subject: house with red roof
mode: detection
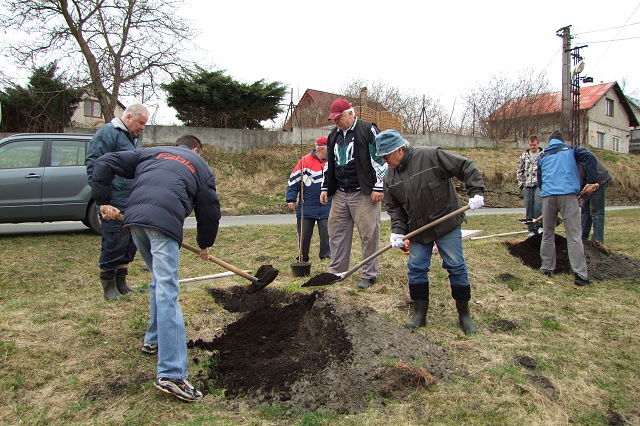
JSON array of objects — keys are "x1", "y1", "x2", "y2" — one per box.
[
  {"x1": 486, "y1": 82, "x2": 639, "y2": 153},
  {"x1": 282, "y1": 89, "x2": 402, "y2": 133}
]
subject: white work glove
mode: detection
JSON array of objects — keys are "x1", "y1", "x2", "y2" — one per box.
[
  {"x1": 468, "y1": 194, "x2": 485, "y2": 210},
  {"x1": 390, "y1": 233, "x2": 406, "y2": 249}
]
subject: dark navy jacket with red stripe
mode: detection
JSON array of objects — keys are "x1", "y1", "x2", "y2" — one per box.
[{"x1": 91, "y1": 145, "x2": 221, "y2": 248}]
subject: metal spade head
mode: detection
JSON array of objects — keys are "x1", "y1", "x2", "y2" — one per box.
[
  {"x1": 246, "y1": 265, "x2": 279, "y2": 294},
  {"x1": 301, "y1": 272, "x2": 343, "y2": 287}
]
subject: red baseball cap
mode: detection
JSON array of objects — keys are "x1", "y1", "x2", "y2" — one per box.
[
  {"x1": 315, "y1": 136, "x2": 328, "y2": 146},
  {"x1": 327, "y1": 99, "x2": 352, "y2": 120}
]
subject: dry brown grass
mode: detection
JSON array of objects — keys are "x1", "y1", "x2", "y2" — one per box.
[
  {"x1": 205, "y1": 145, "x2": 640, "y2": 215},
  {"x1": 1, "y1": 208, "x2": 640, "y2": 424}
]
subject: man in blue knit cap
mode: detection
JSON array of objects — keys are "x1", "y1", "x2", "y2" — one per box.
[
  {"x1": 376, "y1": 129, "x2": 485, "y2": 334},
  {"x1": 537, "y1": 130, "x2": 600, "y2": 286}
]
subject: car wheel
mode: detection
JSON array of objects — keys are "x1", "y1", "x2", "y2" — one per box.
[{"x1": 84, "y1": 199, "x2": 102, "y2": 235}]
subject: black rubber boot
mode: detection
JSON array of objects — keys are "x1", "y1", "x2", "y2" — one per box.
[
  {"x1": 406, "y1": 282, "x2": 429, "y2": 330},
  {"x1": 404, "y1": 299, "x2": 429, "y2": 330},
  {"x1": 100, "y1": 270, "x2": 121, "y2": 301},
  {"x1": 455, "y1": 301, "x2": 477, "y2": 335},
  {"x1": 115, "y1": 268, "x2": 136, "y2": 294}
]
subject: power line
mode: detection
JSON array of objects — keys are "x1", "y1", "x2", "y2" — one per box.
[
  {"x1": 575, "y1": 21, "x2": 640, "y2": 35},
  {"x1": 589, "y1": 3, "x2": 640, "y2": 71},
  {"x1": 581, "y1": 36, "x2": 640, "y2": 43}
]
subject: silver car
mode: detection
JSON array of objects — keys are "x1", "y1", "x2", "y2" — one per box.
[{"x1": 0, "y1": 133, "x2": 101, "y2": 234}]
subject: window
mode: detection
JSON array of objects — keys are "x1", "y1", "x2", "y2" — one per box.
[
  {"x1": 51, "y1": 141, "x2": 87, "y2": 167},
  {"x1": 83, "y1": 100, "x2": 102, "y2": 118},
  {"x1": 0, "y1": 140, "x2": 45, "y2": 168},
  {"x1": 605, "y1": 98, "x2": 614, "y2": 117},
  {"x1": 597, "y1": 132, "x2": 605, "y2": 149},
  {"x1": 612, "y1": 136, "x2": 620, "y2": 152}
]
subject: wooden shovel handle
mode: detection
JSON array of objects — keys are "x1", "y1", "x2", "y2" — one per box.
[
  {"x1": 179, "y1": 242, "x2": 258, "y2": 283},
  {"x1": 340, "y1": 205, "x2": 471, "y2": 281},
  {"x1": 113, "y1": 213, "x2": 257, "y2": 282}
]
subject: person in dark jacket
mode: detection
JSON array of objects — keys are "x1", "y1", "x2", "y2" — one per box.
[
  {"x1": 86, "y1": 103, "x2": 148, "y2": 300},
  {"x1": 320, "y1": 99, "x2": 387, "y2": 289},
  {"x1": 579, "y1": 158, "x2": 611, "y2": 243},
  {"x1": 91, "y1": 135, "x2": 221, "y2": 402},
  {"x1": 376, "y1": 129, "x2": 485, "y2": 334},
  {"x1": 537, "y1": 130, "x2": 599, "y2": 286},
  {"x1": 286, "y1": 136, "x2": 332, "y2": 262}
]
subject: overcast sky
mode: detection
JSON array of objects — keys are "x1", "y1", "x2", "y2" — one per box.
[
  {"x1": 2, "y1": 1, "x2": 639, "y2": 126},
  {"x1": 163, "y1": 0, "x2": 639, "y2": 126}
]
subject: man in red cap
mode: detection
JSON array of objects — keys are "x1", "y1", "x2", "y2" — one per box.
[
  {"x1": 320, "y1": 99, "x2": 387, "y2": 289},
  {"x1": 286, "y1": 136, "x2": 332, "y2": 262}
]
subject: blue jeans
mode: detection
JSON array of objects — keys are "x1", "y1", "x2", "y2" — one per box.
[
  {"x1": 99, "y1": 215, "x2": 137, "y2": 271},
  {"x1": 407, "y1": 226, "x2": 470, "y2": 300},
  {"x1": 524, "y1": 186, "x2": 542, "y2": 233},
  {"x1": 581, "y1": 180, "x2": 608, "y2": 243},
  {"x1": 130, "y1": 226, "x2": 188, "y2": 380}
]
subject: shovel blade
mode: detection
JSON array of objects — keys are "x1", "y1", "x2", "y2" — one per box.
[
  {"x1": 246, "y1": 265, "x2": 279, "y2": 294},
  {"x1": 301, "y1": 272, "x2": 343, "y2": 287}
]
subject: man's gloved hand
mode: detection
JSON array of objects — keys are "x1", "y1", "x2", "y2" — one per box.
[
  {"x1": 390, "y1": 233, "x2": 406, "y2": 249},
  {"x1": 468, "y1": 194, "x2": 485, "y2": 210}
]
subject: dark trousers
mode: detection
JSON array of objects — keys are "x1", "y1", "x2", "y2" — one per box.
[
  {"x1": 296, "y1": 217, "x2": 330, "y2": 262},
  {"x1": 99, "y1": 216, "x2": 137, "y2": 271}
]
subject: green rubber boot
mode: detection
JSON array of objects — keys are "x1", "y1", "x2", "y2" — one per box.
[
  {"x1": 115, "y1": 268, "x2": 135, "y2": 294},
  {"x1": 455, "y1": 301, "x2": 477, "y2": 335},
  {"x1": 404, "y1": 299, "x2": 429, "y2": 330},
  {"x1": 100, "y1": 270, "x2": 121, "y2": 301}
]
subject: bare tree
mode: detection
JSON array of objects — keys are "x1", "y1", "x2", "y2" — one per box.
[
  {"x1": 0, "y1": 0, "x2": 194, "y2": 121},
  {"x1": 460, "y1": 70, "x2": 553, "y2": 139},
  {"x1": 340, "y1": 78, "x2": 452, "y2": 134}
]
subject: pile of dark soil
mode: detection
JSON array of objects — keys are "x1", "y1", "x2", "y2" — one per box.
[
  {"x1": 504, "y1": 233, "x2": 640, "y2": 281},
  {"x1": 190, "y1": 289, "x2": 454, "y2": 413}
]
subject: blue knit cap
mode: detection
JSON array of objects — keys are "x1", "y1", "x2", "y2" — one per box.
[{"x1": 375, "y1": 129, "x2": 408, "y2": 156}]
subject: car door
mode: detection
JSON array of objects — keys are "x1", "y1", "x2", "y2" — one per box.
[
  {"x1": 41, "y1": 139, "x2": 92, "y2": 220},
  {"x1": 0, "y1": 138, "x2": 46, "y2": 221}
]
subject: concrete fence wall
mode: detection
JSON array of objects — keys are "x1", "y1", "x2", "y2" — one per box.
[
  {"x1": 136, "y1": 125, "x2": 521, "y2": 151},
  {"x1": 4, "y1": 126, "x2": 527, "y2": 151}
]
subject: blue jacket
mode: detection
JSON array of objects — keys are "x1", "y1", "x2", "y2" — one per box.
[
  {"x1": 91, "y1": 145, "x2": 221, "y2": 248},
  {"x1": 286, "y1": 150, "x2": 331, "y2": 219},
  {"x1": 537, "y1": 138, "x2": 598, "y2": 197},
  {"x1": 86, "y1": 118, "x2": 142, "y2": 211}
]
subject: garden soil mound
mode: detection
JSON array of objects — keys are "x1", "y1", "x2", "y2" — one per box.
[
  {"x1": 504, "y1": 233, "x2": 640, "y2": 281},
  {"x1": 190, "y1": 289, "x2": 455, "y2": 413}
]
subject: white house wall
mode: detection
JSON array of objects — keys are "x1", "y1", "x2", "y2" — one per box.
[{"x1": 585, "y1": 88, "x2": 632, "y2": 153}]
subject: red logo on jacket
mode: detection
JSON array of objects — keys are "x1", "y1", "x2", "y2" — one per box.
[{"x1": 155, "y1": 153, "x2": 196, "y2": 173}]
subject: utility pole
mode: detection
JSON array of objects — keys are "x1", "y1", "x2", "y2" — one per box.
[{"x1": 557, "y1": 26, "x2": 572, "y2": 138}]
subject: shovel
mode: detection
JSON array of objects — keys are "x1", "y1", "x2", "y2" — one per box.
[
  {"x1": 516, "y1": 215, "x2": 563, "y2": 226},
  {"x1": 113, "y1": 214, "x2": 277, "y2": 293},
  {"x1": 180, "y1": 242, "x2": 278, "y2": 293},
  {"x1": 301, "y1": 205, "x2": 470, "y2": 287},
  {"x1": 517, "y1": 215, "x2": 543, "y2": 225}
]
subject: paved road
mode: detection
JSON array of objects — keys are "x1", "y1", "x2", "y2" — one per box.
[{"x1": 1, "y1": 206, "x2": 639, "y2": 235}]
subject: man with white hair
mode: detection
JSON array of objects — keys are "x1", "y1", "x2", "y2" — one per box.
[
  {"x1": 376, "y1": 129, "x2": 485, "y2": 334},
  {"x1": 320, "y1": 99, "x2": 387, "y2": 289},
  {"x1": 86, "y1": 103, "x2": 149, "y2": 300}
]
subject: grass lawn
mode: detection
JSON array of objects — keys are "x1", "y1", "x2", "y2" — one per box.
[{"x1": 1, "y1": 208, "x2": 639, "y2": 425}]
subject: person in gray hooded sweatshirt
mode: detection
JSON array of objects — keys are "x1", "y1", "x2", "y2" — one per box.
[{"x1": 536, "y1": 130, "x2": 600, "y2": 286}]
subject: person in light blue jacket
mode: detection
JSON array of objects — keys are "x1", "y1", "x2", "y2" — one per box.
[{"x1": 537, "y1": 130, "x2": 600, "y2": 286}]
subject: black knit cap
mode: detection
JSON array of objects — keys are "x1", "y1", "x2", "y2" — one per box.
[{"x1": 549, "y1": 130, "x2": 565, "y2": 142}]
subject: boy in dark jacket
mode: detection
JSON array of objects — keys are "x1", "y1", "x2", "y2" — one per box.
[{"x1": 91, "y1": 135, "x2": 221, "y2": 402}]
